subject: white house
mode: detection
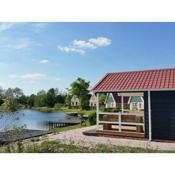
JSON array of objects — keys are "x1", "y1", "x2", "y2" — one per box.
[
  {"x1": 128, "y1": 96, "x2": 144, "y2": 111},
  {"x1": 89, "y1": 94, "x2": 97, "y2": 107},
  {"x1": 71, "y1": 95, "x2": 80, "y2": 107},
  {"x1": 105, "y1": 93, "x2": 129, "y2": 108}
]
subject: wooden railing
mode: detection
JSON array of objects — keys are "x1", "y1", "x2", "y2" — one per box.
[{"x1": 98, "y1": 112, "x2": 144, "y2": 132}]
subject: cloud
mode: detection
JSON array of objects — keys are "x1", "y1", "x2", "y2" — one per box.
[
  {"x1": 40, "y1": 59, "x2": 49, "y2": 64},
  {"x1": 8, "y1": 73, "x2": 47, "y2": 80},
  {"x1": 34, "y1": 23, "x2": 48, "y2": 28},
  {"x1": 21, "y1": 73, "x2": 46, "y2": 79},
  {"x1": 55, "y1": 78, "x2": 61, "y2": 81},
  {"x1": 58, "y1": 37, "x2": 111, "y2": 54},
  {"x1": 8, "y1": 74, "x2": 18, "y2": 79},
  {"x1": 58, "y1": 46, "x2": 85, "y2": 54},
  {"x1": 0, "y1": 23, "x2": 17, "y2": 32},
  {"x1": 0, "y1": 37, "x2": 40, "y2": 50}
]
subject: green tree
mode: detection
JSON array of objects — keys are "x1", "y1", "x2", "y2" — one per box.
[
  {"x1": 46, "y1": 88, "x2": 56, "y2": 107},
  {"x1": 0, "y1": 87, "x2": 4, "y2": 106},
  {"x1": 99, "y1": 93, "x2": 107, "y2": 106},
  {"x1": 13, "y1": 87, "x2": 24, "y2": 99},
  {"x1": 4, "y1": 98, "x2": 18, "y2": 112},
  {"x1": 28, "y1": 94, "x2": 36, "y2": 107},
  {"x1": 69, "y1": 78, "x2": 90, "y2": 109},
  {"x1": 65, "y1": 94, "x2": 72, "y2": 108}
]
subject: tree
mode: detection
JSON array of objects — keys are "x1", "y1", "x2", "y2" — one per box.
[
  {"x1": 37, "y1": 90, "x2": 46, "y2": 96},
  {"x1": 18, "y1": 95, "x2": 28, "y2": 107},
  {"x1": 4, "y1": 98, "x2": 18, "y2": 112},
  {"x1": 27, "y1": 94, "x2": 36, "y2": 107},
  {"x1": 5, "y1": 88, "x2": 14, "y2": 98},
  {"x1": 46, "y1": 88, "x2": 56, "y2": 107},
  {"x1": 13, "y1": 87, "x2": 24, "y2": 99},
  {"x1": 69, "y1": 78, "x2": 90, "y2": 109},
  {"x1": 99, "y1": 93, "x2": 107, "y2": 106},
  {"x1": 0, "y1": 87, "x2": 4, "y2": 106},
  {"x1": 65, "y1": 94, "x2": 72, "y2": 108}
]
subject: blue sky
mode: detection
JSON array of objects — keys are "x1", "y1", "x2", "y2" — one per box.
[{"x1": 0, "y1": 22, "x2": 175, "y2": 95}]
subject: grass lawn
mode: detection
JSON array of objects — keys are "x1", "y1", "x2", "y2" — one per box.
[
  {"x1": 32, "y1": 106, "x2": 96, "y2": 115},
  {"x1": 0, "y1": 106, "x2": 8, "y2": 112},
  {"x1": 0, "y1": 140, "x2": 173, "y2": 153}
]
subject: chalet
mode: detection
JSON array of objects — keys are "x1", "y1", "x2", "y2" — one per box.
[
  {"x1": 91, "y1": 68, "x2": 175, "y2": 141},
  {"x1": 89, "y1": 94, "x2": 97, "y2": 107},
  {"x1": 71, "y1": 95, "x2": 80, "y2": 107},
  {"x1": 128, "y1": 94, "x2": 144, "y2": 111},
  {"x1": 105, "y1": 92, "x2": 129, "y2": 108}
]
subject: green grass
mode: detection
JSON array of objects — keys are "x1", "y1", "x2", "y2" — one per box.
[
  {"x1": 0, "y1": 140, "x2": 173, "y2": 153},
  {"x1": 32, "y1": 106, "x2": 96, "y2": 115},
  {"x1": 0, "y1": 106, "x2": 8, "y2": 112}
]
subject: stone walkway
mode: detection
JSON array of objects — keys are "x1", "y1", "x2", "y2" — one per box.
[{"x1": 48, "y1": 126, "x2": 175, "y2": 151}]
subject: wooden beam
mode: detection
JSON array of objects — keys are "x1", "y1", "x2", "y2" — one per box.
[
  {"x1": 96, "y1": 93, "x2": 99, "y2": 128},
  {"x1": 148, "y1": 90, "x2": 152, "y2": 141},
  {"x1": 121, "y1": 95, "x2": 124, "y2": 113}
]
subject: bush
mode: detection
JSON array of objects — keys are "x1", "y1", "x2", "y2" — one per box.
[
  {"x1": 4, "y1": 98, "x2": 19, "y2": 112},
  {"x1": 54, "y1": 103, "x2": 63, "y2": 109},
  {"x1": 88, "y1": 112, "x2": 96, "y2": 125}
]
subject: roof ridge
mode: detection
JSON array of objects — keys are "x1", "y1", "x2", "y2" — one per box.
[{"x1": 107, "y1": 67, "x2": 175, "y2": 74}]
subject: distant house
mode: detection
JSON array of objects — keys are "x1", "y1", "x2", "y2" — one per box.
[
  {"x1": 105, "y1": 93, "x2": 129, "y2": 108},
  {"x1": 128, "y1": 96, "x2": 144, "y2": 111},
  {"x1": 71, "y1": 95, "x2": 80, "y2": 107},
  {"x1": 89, "y1": 94, "x2": 97, "y2": 107}
]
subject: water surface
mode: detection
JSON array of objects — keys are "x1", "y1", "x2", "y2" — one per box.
[{"x1": 0, "y1": 109, "x2": 73, "y2": 131}]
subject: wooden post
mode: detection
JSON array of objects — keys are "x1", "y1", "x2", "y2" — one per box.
[
  {"x1": 119, "y1": 112, "x2": 122, "y2": 132},
  {"x1": 96, "y1": 93, "x2": 99, "y2": 129},
  {"x1": 121, "y1": 95, "x2": 124, "y2": 113},
  {"x1": 148, "y1": 91, "x2": 152, "y2": 141}
]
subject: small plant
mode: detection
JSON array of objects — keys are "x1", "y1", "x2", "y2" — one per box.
[{"x1": 88, "y1": 112, "x2": 96, "y2": 125}]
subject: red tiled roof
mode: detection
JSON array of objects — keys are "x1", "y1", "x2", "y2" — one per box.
[{"x1": 93, "y1": 68, "x2": 175, "y2": 92}]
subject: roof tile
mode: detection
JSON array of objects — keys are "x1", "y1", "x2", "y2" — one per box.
[{"x1": 93, "y1": 68, "x2": 175, "y2": 92}]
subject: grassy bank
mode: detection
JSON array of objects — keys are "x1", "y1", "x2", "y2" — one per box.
[
  {"x1": 32, "y1": 106, "x2": 96, "y2": 115},
  {"x1": 0, "y1": 106, "x2": 8, "y2": 112},
  {"x1": 0, "y1": 140, "x2": 173, "y2": 153}
]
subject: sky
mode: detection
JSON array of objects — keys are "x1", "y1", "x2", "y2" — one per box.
[{"x1": 0, "y1": 22, "x2": 175, "y2": 95}]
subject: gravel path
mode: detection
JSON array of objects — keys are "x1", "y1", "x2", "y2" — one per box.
[{"x1": 48, "y1": 126, "x2": 175, "y2": 151}]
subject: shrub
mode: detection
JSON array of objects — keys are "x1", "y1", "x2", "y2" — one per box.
[
  {"x1": 54, "y1": 103, "x2": 63, "y2": 109},
  {"x1": 88, "y1": 112, "x2": 96, "y2": 125}
]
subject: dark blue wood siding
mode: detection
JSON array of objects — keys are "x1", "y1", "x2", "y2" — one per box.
[
  {"x1": 150, "y1": 91, "x2": 175, "y2": 140},
  {"x1": 144, "y1": 92, "x2": 149, "y2": 139}
]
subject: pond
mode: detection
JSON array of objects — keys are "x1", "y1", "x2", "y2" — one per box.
[{"x1": 0, "y1": 109, "x2": 75, "y2": 131}]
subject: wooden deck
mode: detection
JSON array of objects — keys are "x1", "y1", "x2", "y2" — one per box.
[
  {"x1": 83, "y1": 129, "x2": 144, "y2": 139},
  {"x1": 96, "y1": 130, "x2": 144, "y2": 138},
  {"x1": 0, "y1": 129, "x2": 52, "y2": 145},
  {"x1": 48, "y1": 119, "x2": 81, "y2": 129}
]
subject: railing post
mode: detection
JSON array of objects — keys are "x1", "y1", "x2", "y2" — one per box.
[
  {"x1": 96, "y1": 93, "x2": 99, "y2": 129},
  {"x1": 121, "y1": 95, "x2": 124, "y2": 114},
  {"x1": 119, "y1": 112, "x2": 122, "y2": 132}
]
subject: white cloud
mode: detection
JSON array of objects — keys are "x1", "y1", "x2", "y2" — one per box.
[
  {"x1": 21, "y1": 73, "x2": 46, "y2": 79},
  {"x1": 0, "y1": 37, "x2": 41, "y2": 50},
  {"x1": 55, "y1": 78, "x2": 61, "y2": 81},
  {"x1": 89, "y1": 37, "x2": 111, "y2": 47},
  {"x1": 40, "y1": 59, "x2": 49, "y2": 64},
  {"x1": 34, "y1": 23, "x2": 48, "y2": 28},
  {"x1": 8, "y1": 74, "x2": 18, "y2": 78},
  {"x1": 0, "y1": 23, "x2": 17, "y2": 32},
  {"x1": 58, "y1": 37, "x2": 111, "y2": 54},
  {"x1": 58, "y1": 46, "x2": 85, "y2": 54},
  {"x1": 8, "y1": 73, "x2": 47, "y2": 80}
]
